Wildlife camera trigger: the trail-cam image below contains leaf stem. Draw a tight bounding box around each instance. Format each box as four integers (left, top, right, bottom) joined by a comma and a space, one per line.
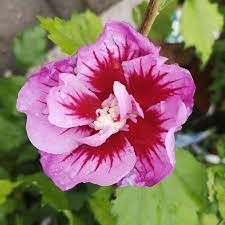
139, 0, 161, 36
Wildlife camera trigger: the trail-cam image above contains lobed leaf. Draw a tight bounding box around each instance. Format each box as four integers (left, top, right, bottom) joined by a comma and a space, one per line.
38, 10, 102, 55
181, 0, 223, 65
112, 150, 207, 225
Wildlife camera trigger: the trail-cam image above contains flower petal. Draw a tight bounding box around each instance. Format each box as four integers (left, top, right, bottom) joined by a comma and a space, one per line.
26, 114, 91, 154
119, 97, 187, 186
76, 21, 160, 100
159, 63, 195, 116
40, 134, 136, 190
113, 81, 132, 119
47, 73, 100, 128
118, 137, 175, 187
17, 57, 76, 116
130, 95, 144, 118
78, 127, 114, 147
146, 96, 188, 131
123, 54, 195, 111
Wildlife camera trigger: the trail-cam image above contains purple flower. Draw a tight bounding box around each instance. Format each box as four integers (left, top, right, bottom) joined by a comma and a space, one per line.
17, 21, 195, 190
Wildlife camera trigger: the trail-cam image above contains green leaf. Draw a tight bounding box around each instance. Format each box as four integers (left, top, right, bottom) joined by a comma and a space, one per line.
0, 180, 17, 205
216, 139, 225, 159
0, 199, 19, 215
0, 76, 25, 116
173, 150, 208, 207
63, 210, 85, 225
132, 0, 177, 41
67, 191, 87, 211
112, 150, 207, 225
160, 0, 176, 9
181, 0, 224, 65
39, 10, 102, 55
13, 26, 47, 71
215, 182, 225, 219
0, 114, 26, 152
132, 1, 148, 27
88, 187, 116, 225
151, 0, 177, 41
207, 166, 225, 219
0, 167, 9, 179
207, 167, 216, 203
20, 173, 69, 211
200, 213, 219, 225
209, 39, 225, 111
0, 77, 27, 152
16, 145, 38, 165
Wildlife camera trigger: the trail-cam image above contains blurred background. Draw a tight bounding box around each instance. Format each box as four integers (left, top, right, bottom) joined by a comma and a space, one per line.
0, 0, 225, 225
0, 0, 121, 73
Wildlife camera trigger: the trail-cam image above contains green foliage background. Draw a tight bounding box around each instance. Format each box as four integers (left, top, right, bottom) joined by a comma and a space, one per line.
0, 1, 225, 224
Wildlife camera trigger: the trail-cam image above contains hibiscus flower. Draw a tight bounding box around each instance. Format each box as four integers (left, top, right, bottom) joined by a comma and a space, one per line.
17, 21, 195, 190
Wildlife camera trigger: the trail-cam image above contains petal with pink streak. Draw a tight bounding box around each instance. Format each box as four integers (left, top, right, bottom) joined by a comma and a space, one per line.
130, 95, 144, 118
47, 73, 100, 128
76, 21, 161, 100
78, 127, 114, 147
113, 81, 132, 119
123, 54, 195, 112
105, 21, 160, 56
40, 134, 136, 190
158, 63, 195, 116
17, 57, 75, 116
26, 114, 91, 154
119, 97, 187, 186
147, 96, 188, 131
118, 140, 174, 187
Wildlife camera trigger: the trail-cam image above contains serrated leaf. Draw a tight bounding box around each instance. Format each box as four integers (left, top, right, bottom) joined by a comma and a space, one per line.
39, 10, 102, 55
0, 180, 17, 205
13, 26, 47, 71
132, 0, 177, 40
112, 150, 207, 225
20, 173, 69, 211
181, 0, 223, 65
89, 187, 116, 225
